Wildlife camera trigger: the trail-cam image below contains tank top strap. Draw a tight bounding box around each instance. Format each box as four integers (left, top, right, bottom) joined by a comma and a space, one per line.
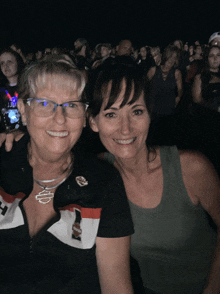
159, 145, 192, 209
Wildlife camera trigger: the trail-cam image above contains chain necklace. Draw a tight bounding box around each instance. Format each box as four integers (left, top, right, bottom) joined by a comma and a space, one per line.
35, 161, 72, 184
34, 162, 73, 204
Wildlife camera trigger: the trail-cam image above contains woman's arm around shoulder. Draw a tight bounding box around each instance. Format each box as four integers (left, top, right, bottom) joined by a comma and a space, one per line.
147, 66, 156, 80
96, 236, 133, 294
192, 73, 203, 104
180, 150, 220, 294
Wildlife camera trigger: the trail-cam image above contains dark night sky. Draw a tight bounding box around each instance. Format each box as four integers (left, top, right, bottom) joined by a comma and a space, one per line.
0, 0, 219, 52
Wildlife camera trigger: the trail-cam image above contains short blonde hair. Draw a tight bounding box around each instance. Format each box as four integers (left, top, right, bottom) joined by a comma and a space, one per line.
18, 57, 86, 103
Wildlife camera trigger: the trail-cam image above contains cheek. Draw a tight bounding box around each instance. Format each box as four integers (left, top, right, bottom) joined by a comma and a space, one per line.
11, 63, 18, 73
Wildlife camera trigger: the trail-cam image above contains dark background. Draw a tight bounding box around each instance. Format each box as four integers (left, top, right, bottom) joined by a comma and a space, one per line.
0, 0, 219, 52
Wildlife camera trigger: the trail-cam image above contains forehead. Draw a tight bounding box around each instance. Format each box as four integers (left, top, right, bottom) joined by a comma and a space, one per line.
209, 47, 220, 54
211, 38, 220, 45
33, 73, 79, 96
102, 79, 145, 108
0, 52, 16, 62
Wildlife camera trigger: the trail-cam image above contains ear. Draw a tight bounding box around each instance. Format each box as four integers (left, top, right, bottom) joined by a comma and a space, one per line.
17, 99, 27, 126
89, 116, 99, 133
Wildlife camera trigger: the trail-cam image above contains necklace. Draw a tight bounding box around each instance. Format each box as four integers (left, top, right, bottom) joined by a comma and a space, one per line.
34, 163, 73, 204
35, 161, 72, 184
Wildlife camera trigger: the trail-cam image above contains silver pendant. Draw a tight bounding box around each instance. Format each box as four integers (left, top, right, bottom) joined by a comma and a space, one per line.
75, 176, 88, 187
35, 189, 54, 204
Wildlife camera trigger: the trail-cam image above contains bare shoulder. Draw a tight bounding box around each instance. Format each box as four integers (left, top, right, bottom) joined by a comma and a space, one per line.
179, 150, 220, 222
179, 149, 218, 186
147, 66, 156, 80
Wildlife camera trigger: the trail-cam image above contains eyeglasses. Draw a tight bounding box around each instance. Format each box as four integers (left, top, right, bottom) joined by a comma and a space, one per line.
26, 98, 89, 118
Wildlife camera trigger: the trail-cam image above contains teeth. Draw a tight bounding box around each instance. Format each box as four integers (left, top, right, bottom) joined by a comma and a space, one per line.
114, 138, 135, 144
47, 131, 68, 137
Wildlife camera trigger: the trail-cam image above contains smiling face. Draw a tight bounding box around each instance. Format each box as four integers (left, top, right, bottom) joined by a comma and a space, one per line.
90, 81, 150, 160
0, 52, 18, 80
18, 76, 86, 161
208, 47, 220, 72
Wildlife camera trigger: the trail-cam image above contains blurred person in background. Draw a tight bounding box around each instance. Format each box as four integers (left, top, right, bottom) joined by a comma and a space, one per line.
92, 43, 112, 69
150, 47, 161, 66
0, 48, 24, 132
147, 44, 182, 118
74, 38, 91, 70
209, 32, 220, 47
192, 45, 220, 111
137, 46, 154, 74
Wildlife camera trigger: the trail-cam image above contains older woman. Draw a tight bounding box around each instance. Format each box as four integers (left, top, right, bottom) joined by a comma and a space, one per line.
88, 65, 220, 294
0, 58, 134, 294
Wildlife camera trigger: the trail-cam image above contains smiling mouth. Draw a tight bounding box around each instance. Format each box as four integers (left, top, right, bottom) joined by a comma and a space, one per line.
113, 138, 136, 145
46, 131, 68, 137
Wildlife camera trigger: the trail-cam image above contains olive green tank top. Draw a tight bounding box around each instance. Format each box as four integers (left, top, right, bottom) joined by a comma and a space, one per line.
104, 146, 217, 294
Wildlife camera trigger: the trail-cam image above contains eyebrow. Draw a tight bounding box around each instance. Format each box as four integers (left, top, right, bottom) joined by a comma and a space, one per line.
106, 103, 145, 111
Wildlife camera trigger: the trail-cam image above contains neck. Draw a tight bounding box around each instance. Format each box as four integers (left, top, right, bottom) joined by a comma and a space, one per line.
114, 146, 150, 178
28, 143, 72, 180
161, 64, 171, 72
194, 53, 202, 59
7, 75, 18, 85
210, 68, 219, 73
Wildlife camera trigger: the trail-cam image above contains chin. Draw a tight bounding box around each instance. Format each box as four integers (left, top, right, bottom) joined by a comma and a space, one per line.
115, 150, 138, 160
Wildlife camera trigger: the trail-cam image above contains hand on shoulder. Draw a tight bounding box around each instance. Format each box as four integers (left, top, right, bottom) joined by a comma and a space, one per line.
0, 130, 25, 152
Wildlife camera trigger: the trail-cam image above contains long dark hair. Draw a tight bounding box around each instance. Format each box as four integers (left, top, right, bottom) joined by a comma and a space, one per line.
88, 64, 152, 117
201, 45, 220, 102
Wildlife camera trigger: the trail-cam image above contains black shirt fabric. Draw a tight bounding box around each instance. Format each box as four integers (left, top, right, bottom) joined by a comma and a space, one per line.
150, 66, 177, 117
0, 134, 134, 294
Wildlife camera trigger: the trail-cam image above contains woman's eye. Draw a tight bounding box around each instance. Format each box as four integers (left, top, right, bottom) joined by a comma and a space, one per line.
133, 109, 144, 116
68, 102, 77, 108
37, 100, 49, 107
105, 112, 116, 118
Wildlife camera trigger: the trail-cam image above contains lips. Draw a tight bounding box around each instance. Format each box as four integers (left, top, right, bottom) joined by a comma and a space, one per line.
113, 138, 136, 145
46, 131, 68, 137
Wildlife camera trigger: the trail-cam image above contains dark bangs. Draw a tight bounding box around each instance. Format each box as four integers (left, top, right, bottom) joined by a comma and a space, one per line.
89, 65, 151, 117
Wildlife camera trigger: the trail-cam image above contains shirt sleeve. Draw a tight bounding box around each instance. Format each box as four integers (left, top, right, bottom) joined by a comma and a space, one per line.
97, 173, 134, 238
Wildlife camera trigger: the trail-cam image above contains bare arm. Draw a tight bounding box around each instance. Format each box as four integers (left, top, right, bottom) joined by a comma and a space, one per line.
181, 151, 220, 294
175, 69, 183, 106
96, 236, 133, 294
192, 74, 203, 103
147, 66, 156, 80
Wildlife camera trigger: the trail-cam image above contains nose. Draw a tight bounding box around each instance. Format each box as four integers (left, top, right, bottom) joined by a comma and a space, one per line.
120, 115, 132, 135
53, 105, 66, 125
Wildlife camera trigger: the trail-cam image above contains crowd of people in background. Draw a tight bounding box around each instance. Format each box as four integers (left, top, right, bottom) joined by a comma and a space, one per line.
1, 34, 220, 115
1, 33, 220, 158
